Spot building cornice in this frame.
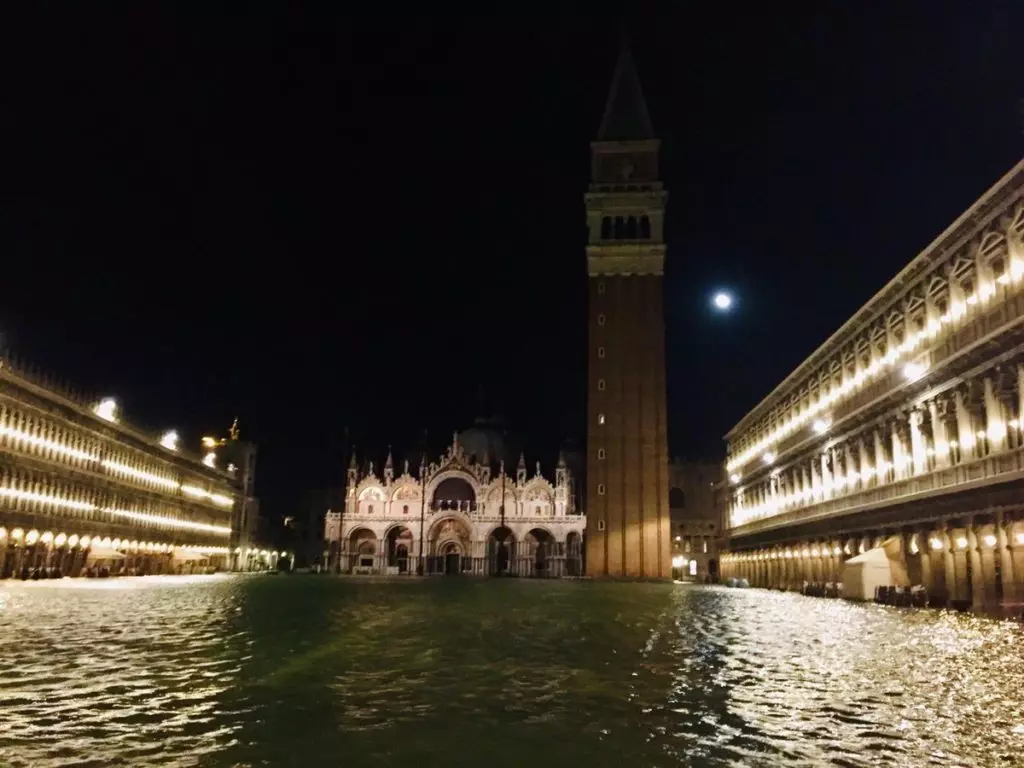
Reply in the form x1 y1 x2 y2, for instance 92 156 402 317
726 158 1024 441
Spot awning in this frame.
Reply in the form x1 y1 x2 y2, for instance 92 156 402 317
172 550 209 563
86 546 127 561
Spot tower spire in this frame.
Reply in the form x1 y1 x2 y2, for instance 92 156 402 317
597 43 654 141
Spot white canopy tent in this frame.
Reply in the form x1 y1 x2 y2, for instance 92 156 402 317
172 550 209 563
85 546 127 562
842 537 910 601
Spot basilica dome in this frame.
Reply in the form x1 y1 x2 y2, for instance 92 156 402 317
457 416 519 467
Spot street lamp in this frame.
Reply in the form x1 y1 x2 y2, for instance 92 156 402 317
418 452 427 576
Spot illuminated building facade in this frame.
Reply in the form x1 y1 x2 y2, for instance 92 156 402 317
585 46 671 578
0 357 263 577
721 159 1024 612
324 433 583 577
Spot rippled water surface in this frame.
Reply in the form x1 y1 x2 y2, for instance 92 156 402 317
1 576 1022 767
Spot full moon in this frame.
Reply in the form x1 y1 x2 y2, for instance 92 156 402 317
713 292 733 311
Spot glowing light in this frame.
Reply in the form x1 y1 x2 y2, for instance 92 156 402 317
68 534 79 548
0 423 97 462
671 555 685 568
674 535 681 542
203 452 217 468
762 451 776 465
201 436 219 448
54 532 66 547
80 535 91 548
812 419 830 434
25 529 39 545
1017 533 1024 546
211 494 233 508
102 459 179 490
160 430 180 451
976 430 987 439
40 531 54 544
983 534 997 547
729 472 741 484
832 545 841 556
949 440 959 449
712 292 733 311
0 527 5 540
94 398 118 422
1010 419 1020 429
903 362 927 381
10 528 23 542
956 536 968 550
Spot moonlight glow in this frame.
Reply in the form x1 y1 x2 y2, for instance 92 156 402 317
713 292 733 311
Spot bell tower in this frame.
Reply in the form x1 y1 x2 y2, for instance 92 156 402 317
585 46 670 578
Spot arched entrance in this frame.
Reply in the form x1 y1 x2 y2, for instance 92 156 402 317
428 516 472 576
566 531 582 577
386 526 413 574
442 541 462 576
349 528 377 573
488 526 514 576
526 528 554 578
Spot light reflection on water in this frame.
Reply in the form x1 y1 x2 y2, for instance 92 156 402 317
0 576 1020 766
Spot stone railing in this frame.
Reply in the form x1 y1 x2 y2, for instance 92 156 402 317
731 444 1024 538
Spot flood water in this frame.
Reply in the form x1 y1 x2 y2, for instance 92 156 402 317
0 575 1021 767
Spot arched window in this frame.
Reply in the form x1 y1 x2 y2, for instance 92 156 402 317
625 216 638 239
669 488 685 508
367 504 374 515
613 217 625 239
600 217 612 239
639 215 651 239
402 505 409 514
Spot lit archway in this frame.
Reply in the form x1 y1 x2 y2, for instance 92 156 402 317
386 525 413 574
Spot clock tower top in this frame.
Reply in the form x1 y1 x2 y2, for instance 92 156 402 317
585 45 666 274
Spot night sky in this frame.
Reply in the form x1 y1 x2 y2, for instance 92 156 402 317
6 6 1022 517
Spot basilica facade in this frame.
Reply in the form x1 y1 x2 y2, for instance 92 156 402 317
324 433 584 577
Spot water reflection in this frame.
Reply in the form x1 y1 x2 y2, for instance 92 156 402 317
0 576 1020 766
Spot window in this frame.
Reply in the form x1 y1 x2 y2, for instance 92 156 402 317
703 540 708 553
597 483 606 495
598 413 605 425
689 560 697 577
597 346 605 359
598 379 606 391
597 313 606 326
597 448 606 460
402 505 409 515
367 505 374 515
597 519 606 531
535 506 541 516
597 281 606 295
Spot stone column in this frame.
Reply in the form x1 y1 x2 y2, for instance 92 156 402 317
984 376 1008 453
967 521 984 612
955 388 977 461
929 399 950 468
873 428 888 485
941 526 955 607
999 514 1017 605
909 409 928 476
918 526 933 595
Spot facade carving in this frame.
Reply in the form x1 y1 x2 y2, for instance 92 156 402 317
0 356 266 578
324 433 584 577
721 159 1024 612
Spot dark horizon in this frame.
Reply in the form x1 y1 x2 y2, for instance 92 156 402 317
6 6 1022 514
